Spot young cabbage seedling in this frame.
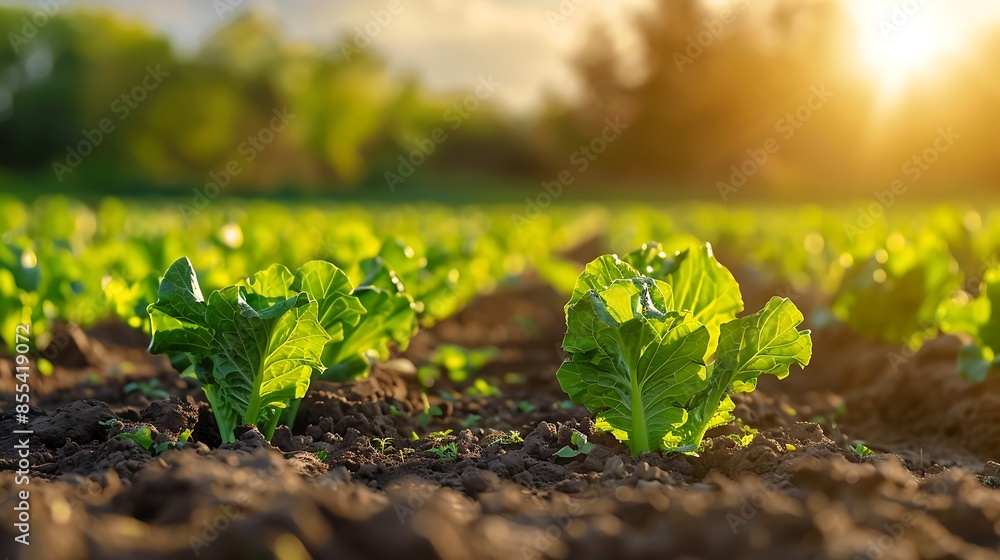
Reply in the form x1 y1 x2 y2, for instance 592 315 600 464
147 258 337 443
554 432 595 458
557 242 813 455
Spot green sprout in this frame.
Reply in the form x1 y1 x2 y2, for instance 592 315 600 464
428 429 453 441
850 441 876 458
372 437 394 453
428 442 458 461
728 420 759 447
554 432 595 458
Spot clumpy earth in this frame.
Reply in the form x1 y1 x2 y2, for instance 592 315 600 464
2 276 1000 559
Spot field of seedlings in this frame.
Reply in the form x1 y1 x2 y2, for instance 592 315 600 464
3 197 1000 559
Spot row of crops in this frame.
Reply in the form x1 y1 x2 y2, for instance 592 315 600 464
2 197 999 382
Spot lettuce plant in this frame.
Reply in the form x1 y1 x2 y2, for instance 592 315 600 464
557 242 812 454
938 267 1000 381
832 238 958 346
320 254 418 381
148 257 418 442
147 258 338 442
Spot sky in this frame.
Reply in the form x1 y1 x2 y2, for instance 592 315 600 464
3 0 1000 112
1 0 651 113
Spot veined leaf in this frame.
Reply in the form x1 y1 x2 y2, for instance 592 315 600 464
557 286 710 454
670 297 811 452
242 260 365 343
567 255 641 309
295 261 365 337
563 277 673 354
147 258 213 356
559 245 812 456
714 296 813 391
623 242 744 344
320 283 417 381
148 258 336 443
202 287 329 433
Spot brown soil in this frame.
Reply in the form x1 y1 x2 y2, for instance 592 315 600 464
2 280 1000 559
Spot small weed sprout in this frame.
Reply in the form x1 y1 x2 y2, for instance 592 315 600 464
372 437 394 453
428 429 453 441
554 432 595 458
850 441 876 458
429 442 459 461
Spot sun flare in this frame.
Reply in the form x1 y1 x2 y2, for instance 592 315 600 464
846 0 969 97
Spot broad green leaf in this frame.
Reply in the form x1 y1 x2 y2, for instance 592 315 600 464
244 264 295 303
669 297 811 452
714 296 812 390
567 255 641 309
557 300 710 454
149 257 208 325
203 287 329 438
564 278 674 354
559 246 812 456
147 311 214 356
320 285 417 381
623 242 744 343
147 258 213 356
292 261 365 342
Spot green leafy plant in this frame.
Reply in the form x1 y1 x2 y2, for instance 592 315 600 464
482 430 523 447
728 420 759 447
554 432 595 458
938 267 1000 381
149 256 422 442
147 258 335 443
116 426 155 449
557 242 812 455
372 437 394 453
316 450 329 462
850 441 876 458
428 441 458 461
833 238 957 345
115 426 191 455
320 256 418 382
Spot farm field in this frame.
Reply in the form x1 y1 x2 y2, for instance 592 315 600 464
2 197 1000 559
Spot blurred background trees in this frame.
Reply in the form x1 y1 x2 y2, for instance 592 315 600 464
0 0 997 199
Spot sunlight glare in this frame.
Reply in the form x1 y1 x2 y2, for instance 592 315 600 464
847 0 969 100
